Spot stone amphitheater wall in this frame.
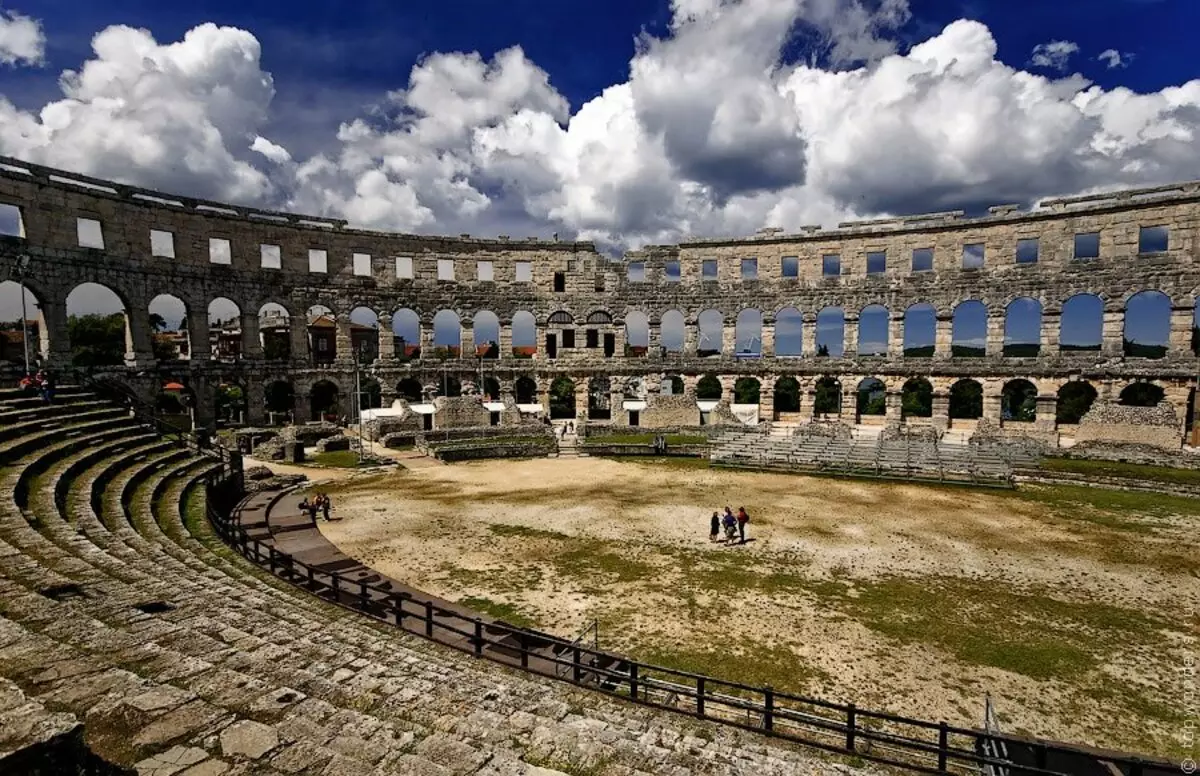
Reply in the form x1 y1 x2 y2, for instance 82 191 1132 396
2 155 1200 449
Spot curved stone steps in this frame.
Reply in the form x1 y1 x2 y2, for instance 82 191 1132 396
0 404 127 443
0 415 139 469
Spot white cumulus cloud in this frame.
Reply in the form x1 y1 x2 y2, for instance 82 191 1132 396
0 7 43 66
1029 40 1080 72
1098 48 1134 69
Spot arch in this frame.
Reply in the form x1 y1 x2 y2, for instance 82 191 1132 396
1057 381 1097 424
1060 294 1103 352
773 376 801 414
515 376 538 405
813 376 841 416
1119 382 1165 407
358 377 383 412
661 375 684 395
264 380 295 423
696 374 722 400
903 303 936 357
209 297 243 361
392 308 421 360
951 300 987 357
511 310 536 357
1124 290 1170 358
697 309 723 357
0 280 47 367
815 307 844 357
733 377 760 404
396 378 423 402
660 310 685 353
349 306 379 363
438 374 462 398
735 309 762 357
857 305 888 356
775 307 803 357
1004 298 1042 357
309 380 340 422
588 376 612 420
259 303 291 360
549 376 576 419
547 311 574 325
307 304 336 364
625 311 649 355
148 294 187 362
948 379 983 419
856 377 886 417
214 379 248 427
432 310 461 357
474 310 500 359
586 310 613 325
483 377 501 401
1002 379 1037 421
66 282 129 367
901 377 933 418
155 379 195 430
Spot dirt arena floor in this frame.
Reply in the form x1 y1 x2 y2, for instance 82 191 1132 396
316 457 1199 759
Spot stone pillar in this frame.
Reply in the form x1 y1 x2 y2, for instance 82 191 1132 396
1102 308 1124 356
684 322 698 357
574 377 588 420
499 324 513 358
935 314 952 359
986 313 1005 357
460 323 475 359
377 313 395 362
240 313 263 360
889 315 905 358
802 314 816 358
335 314 353 364
843 316 858 358
1035 394 1058 432
420 324 435 360
647 323 661 356
189 309 212 363
1170 305 1194 356
1040 311 1060 356
125 309 155 367
339 384 355 423
761 322 775 358
885 389 903 423
759 375 776 419
721 322 735 357
983 386 1003 423
612 326 626 359
42 299 72 368
192 375 216 433
289 314 309 365
839 385 857 423
245 378 266 426
931 390 950 432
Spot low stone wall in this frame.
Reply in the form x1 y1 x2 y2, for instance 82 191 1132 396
433 438 556 462
880 424 939 442
1073 401 1183 451
582 443 708 458
1050 441 1200 469
793 421 852 440
970 418 1056 450
381 432 418 449
581 424 722 440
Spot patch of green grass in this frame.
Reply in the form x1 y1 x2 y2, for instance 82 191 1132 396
488 523 570 540
551 540 656 584
310 450 370 468
638 639 830 698
440 562 544 594
460 596 540 629
1042 457 1200 487
1013 482 1200 521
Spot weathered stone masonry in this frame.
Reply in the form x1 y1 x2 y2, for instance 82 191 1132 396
2 154 1200 446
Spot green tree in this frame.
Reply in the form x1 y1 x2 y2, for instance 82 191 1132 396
1056 382 1097 424
695 374 722 400
773 377 800 412
69 313 125 366
901 379 933 417
549 377 575 419
812 378 840 415
733 378 760 404
949 380 983 419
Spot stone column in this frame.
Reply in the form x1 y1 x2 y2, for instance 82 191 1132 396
885 389 903 424
1102 308 1124 356
931 390 950 432
420 324 435 360
721 322 736 357
986 313 1005 357
240 313 263 360
1035 394 1058 432
245 378 266 426
377 313 395 362
192 375 216 433
289 314 309 365
843 316 858 358
499 323 513 358
335 314 353 364
460 323 475 359
983 385 1003 423
124 309 155 367
1170 305 1194 356
42 299 72 368
647 322 661 356
574 377 588 420
189 309 212 363
802 314 816 357
1040 311 1060 356
761 322 775 358
935 314 952 359
838 385 857 423
889 314 905 358
612 326 626 359
759 375 777 419
684 322 698 357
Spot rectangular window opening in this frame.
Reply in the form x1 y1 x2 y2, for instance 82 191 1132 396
150 229 175 259
209 237 232 265
741 258 758 280
353 252 371 276
586 329 599 348
1016 238 1039 264
866 251 886 275
822 254 840 277
665 260 681 282
0 203 24 238
437 258 454 281
701 259 718 280
628 262 646 282
261 244 281 269
1139 225 1169 254
911 248 933 273
477 260 494 281
396 256 414 279
515 261 532 282
553 272 565 292
1073 232 1100 260
308 248 328 273
962 243 985 269
77 217 104 249
781 256 798 278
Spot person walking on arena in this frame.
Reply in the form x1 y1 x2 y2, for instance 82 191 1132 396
709 511 720 542
320 493 332 521
736 506 750 544
722 507 737 544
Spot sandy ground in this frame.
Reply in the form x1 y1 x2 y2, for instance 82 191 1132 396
317 457 1199 758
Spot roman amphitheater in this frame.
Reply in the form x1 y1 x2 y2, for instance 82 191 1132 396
0 153 1195 776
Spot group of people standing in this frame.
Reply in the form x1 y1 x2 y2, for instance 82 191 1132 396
710 506 750 544
299 493 335 522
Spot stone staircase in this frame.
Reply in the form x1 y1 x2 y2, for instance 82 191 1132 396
549 425 587 459
0 386 857 775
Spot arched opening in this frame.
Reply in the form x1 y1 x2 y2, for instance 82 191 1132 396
1124 291 1170 358
1057 381 1097 424
904 303 936 357
396 378 423 402
208 297 242 361
773 376 801 415
214 379 247 427
857 305 888 356
952 300 986 357
625 311 649 357
349 307 379 363
588 376 612 420
438 374 462 398
0 280 47 369
901 377 933 419
856 377 886 417
661 375 685 395
735 309 762 357
549 376 576 419
358 377 383 413
1060 294 1103 352
259 303 291 360
813 376 841 416
1004 298 1042 357
514 376 537 405
511 311 536 358
307 305 336 364
734 377 760 404
775 307 802 357
1002 379 1037 421
309 380 340 422
264 380 295 424
1119 382 1165 407
696 374 722 400
392 308 421 361
815 307 844 357
148 294 187 362
697 310 723 357
483 377 501 401
66 282 129 367
155 380 195 430
660 310 685 354
949 379 983 419
432 310 461 358
474 311 500 359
